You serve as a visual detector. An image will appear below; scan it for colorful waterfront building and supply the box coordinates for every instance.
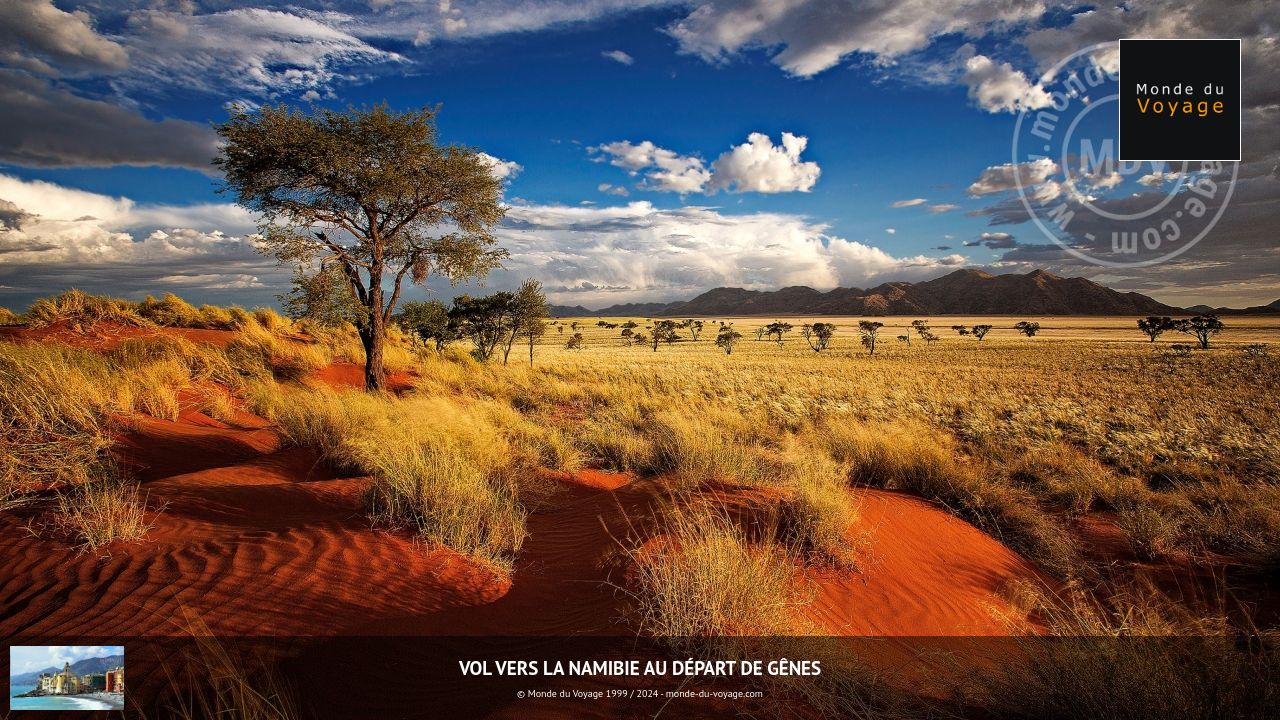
[105,666,125,694]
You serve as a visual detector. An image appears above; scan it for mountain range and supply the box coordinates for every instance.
[549,269,1245,317]
[10,654,124,686]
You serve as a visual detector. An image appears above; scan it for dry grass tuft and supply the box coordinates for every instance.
[26,289,150,330]
[50,473,155,553]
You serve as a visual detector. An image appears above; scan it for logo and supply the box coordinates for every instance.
[1011,42,1238,268]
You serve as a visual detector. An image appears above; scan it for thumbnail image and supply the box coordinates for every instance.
[9,646,124,711]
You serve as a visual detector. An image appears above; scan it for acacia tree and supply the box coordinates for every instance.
[515,281,549,366]
[217,104,507,391]
[911,319,930,341]
[397,299,454,350]
[1176,315,1224,349]
[764,321,793,346]
[1014,321,1041,337]
[650,320,679,351]
[858,320,883,355]
[972,324,993,341]
[688,320,704,341]
[1137,316,1174,342]
[449,293,515,361]
[716,325,743,355]
[800,322,836,352]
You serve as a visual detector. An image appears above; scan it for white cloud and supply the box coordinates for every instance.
[928,203,960,213]
[891,198,927,208]
[967,158,1059,196]
[594,132,820,195]
[601,49,634,65]
[477,152,523,181]
[0,0,128,75]
[118,7,403,98]
[666,0,1046,78]
[496,201,966,305]
[591,140,711,194]
[960,51,1053,114]
[597,183,629,196]
[885,228,896,234]
[709,132,820,193]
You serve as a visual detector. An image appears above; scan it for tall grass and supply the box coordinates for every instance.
[814,418,1079,577]
[966,580,1279,720]
[26,289,150,329]
[254,386,530,571]
[0,307,20,326]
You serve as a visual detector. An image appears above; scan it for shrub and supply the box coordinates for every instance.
[0,307,20,326]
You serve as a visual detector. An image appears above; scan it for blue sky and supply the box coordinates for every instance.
[9,645,123,676]
[0,1,1277,309]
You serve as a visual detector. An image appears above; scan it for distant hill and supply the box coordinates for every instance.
[1190,299,1280,316]
[11,654,124,686]
[552,270,1186,317]
[549,300,684,318]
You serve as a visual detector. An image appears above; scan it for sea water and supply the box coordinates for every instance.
[8,683,115,711]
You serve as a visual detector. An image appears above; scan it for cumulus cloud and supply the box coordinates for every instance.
[709,132,820,193]
[960,51,1053,113]
[591,140,711,194]
[593,132,819,194]
[967,158,1059,196]
[496,200,968,305]
[477,152,523,181]
[978,231,1017,248]
[666,0,1046,78]
[597,183,629,196]
[891,198,927,208]
[0,174,275,307]
[601,49,634,65]
[0,70,219,170]
[0,0,128,75]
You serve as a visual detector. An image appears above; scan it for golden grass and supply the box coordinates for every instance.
[253,385,531,571]
[964,579,1280,720]
[26,289,151,330]
[0,307,20,326]
[627,506,811,638]
[51,473,154,553]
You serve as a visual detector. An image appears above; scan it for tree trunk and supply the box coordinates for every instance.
[363,286,387,392]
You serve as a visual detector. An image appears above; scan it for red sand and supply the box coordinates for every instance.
[0,320,239,350]
[310,361,416,394]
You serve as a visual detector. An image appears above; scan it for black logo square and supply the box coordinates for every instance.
[1119,38,1240,161]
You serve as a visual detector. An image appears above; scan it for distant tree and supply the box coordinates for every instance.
[923,331,939,345]
[620,327,633,343]
[688,320,705,341]
[512,280,549,366]
[896,334,910,346]
[754,326,767,342]
[972,324,993,341]
[279,263,363,326]
[952,324,970,336]
[1137,316,1175,342]
[621,320,639,330]
[800,322,836,352]
[858,320,884,355]
[715,325,743,355]
[565,332,584,350]
[556,324,564,334]
[911,319,930,341]
[571,321,580,332]
[1242,343,1269,359]
[216,104,506,391]
[650,320,679,351]
[1175,314,1224,349]
[1014,321,1041,337]
[630,331,649,347]
[449,292,515,362]
[764,321,793,347]
[397,299,454,350]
